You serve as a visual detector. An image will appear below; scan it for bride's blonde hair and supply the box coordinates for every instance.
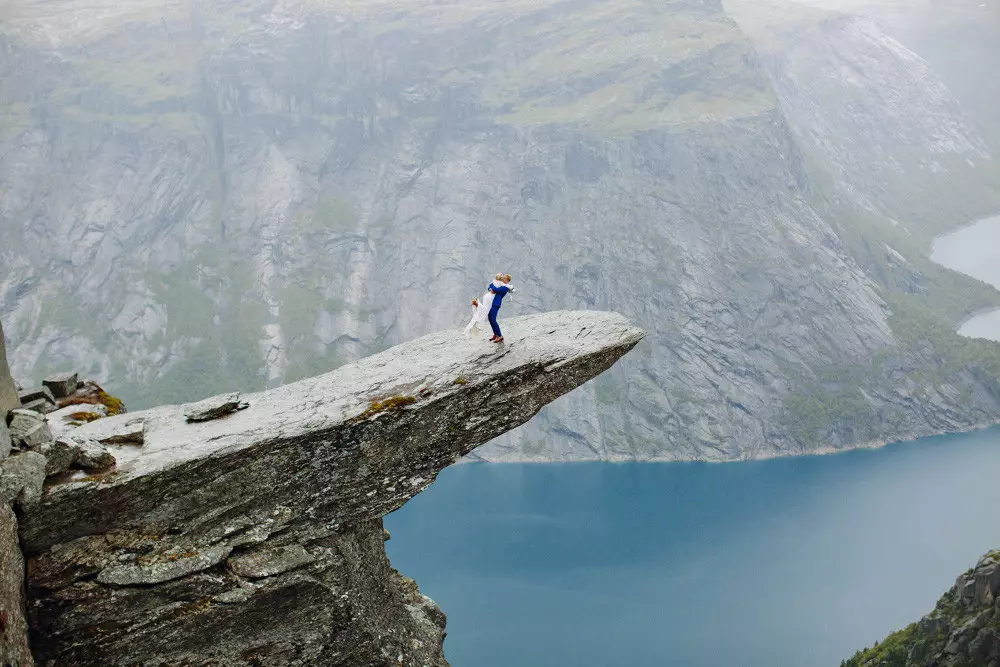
[495,273,504,281]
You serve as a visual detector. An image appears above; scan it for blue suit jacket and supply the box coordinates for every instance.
[489,284,510,309]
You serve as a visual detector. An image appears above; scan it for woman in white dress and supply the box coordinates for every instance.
[464,273,506,338]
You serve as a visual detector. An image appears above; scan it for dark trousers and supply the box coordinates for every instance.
[488,306,502,337]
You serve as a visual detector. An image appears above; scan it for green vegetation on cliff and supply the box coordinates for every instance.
[843,551,1000,667]
[842,624,920,667]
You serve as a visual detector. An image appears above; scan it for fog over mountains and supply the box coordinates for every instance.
[1,0,999,461]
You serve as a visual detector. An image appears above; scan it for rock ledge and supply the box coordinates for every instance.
[20,310,643,666]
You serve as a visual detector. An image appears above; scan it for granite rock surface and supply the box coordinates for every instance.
[20,311,643,665]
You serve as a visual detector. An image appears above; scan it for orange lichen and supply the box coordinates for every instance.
[75,469,118,484]
[97,391,125,416]
[351,395,417,422]
[68,411,104,423]
[56,381,126,416]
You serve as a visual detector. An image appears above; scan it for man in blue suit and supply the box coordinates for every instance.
[488,273,513,343]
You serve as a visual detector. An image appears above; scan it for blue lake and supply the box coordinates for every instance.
[385,428,1000,666]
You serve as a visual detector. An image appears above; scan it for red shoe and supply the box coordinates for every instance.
[493,336,504,343]
[489,335,498,342]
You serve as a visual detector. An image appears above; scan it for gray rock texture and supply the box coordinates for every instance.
[45,403,108,439]
[0,452,46,510]
[1,0,999,463]
[70,435,116,471]
[7,410,51,451]
[16,388,54,410]
[227,545,316,579]
[0,320,16,417]
[82,416,145,446]
[19,311,642,665]
[183,392,246,422]
[0,504,32,667]
[0,420,10,462]
[42,372,78,399]
[30,437,78,476]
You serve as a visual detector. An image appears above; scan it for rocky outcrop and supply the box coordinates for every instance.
[0,320,17,416]
[0,504,32,667]
[7,410,52,452]
[844,550,1000,667]
[41,372,78,400]
[1,318,33,667]
[16,311,642,665]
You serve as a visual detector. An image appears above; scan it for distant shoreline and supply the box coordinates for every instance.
[465,418,1000,465]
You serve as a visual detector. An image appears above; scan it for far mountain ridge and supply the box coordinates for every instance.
[1,0,1000,461]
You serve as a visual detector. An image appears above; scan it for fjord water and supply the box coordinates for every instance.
[386,428,1000,666]
[932,214,1000,341]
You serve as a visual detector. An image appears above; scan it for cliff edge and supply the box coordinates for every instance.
[844,549,1000,667]
[0,321,18,416]
[13,310,642,665]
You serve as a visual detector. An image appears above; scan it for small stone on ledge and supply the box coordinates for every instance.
[184,393,249,423]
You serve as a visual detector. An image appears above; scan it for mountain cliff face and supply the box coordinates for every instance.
[0,320,18,415]
[1,0,999,461]
[5,310,643,665]
[844,549,1000,667]
[787,0,1000,153]
[727,1,1000,234]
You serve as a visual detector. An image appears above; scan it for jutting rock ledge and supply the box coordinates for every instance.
[13,310,643,666]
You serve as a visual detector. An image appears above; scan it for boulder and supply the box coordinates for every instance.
[183,392,247,422]
[43,372,79,399]
[17,386,55,409]
[0,452,46,509]
[19,311,643,666]
[72,436,116,471]
[8,409,52,450]
[0,504,32,667]
[30,437,81,476]
[0,320,17,417]
[20,397,56,414]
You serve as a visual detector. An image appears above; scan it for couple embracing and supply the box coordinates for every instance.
[464,273,514,343]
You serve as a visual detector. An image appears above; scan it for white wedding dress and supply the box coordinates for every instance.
[464,280,507,338]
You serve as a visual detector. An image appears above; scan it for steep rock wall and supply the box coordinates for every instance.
[0,505,32,667]
[0,320,18,416]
